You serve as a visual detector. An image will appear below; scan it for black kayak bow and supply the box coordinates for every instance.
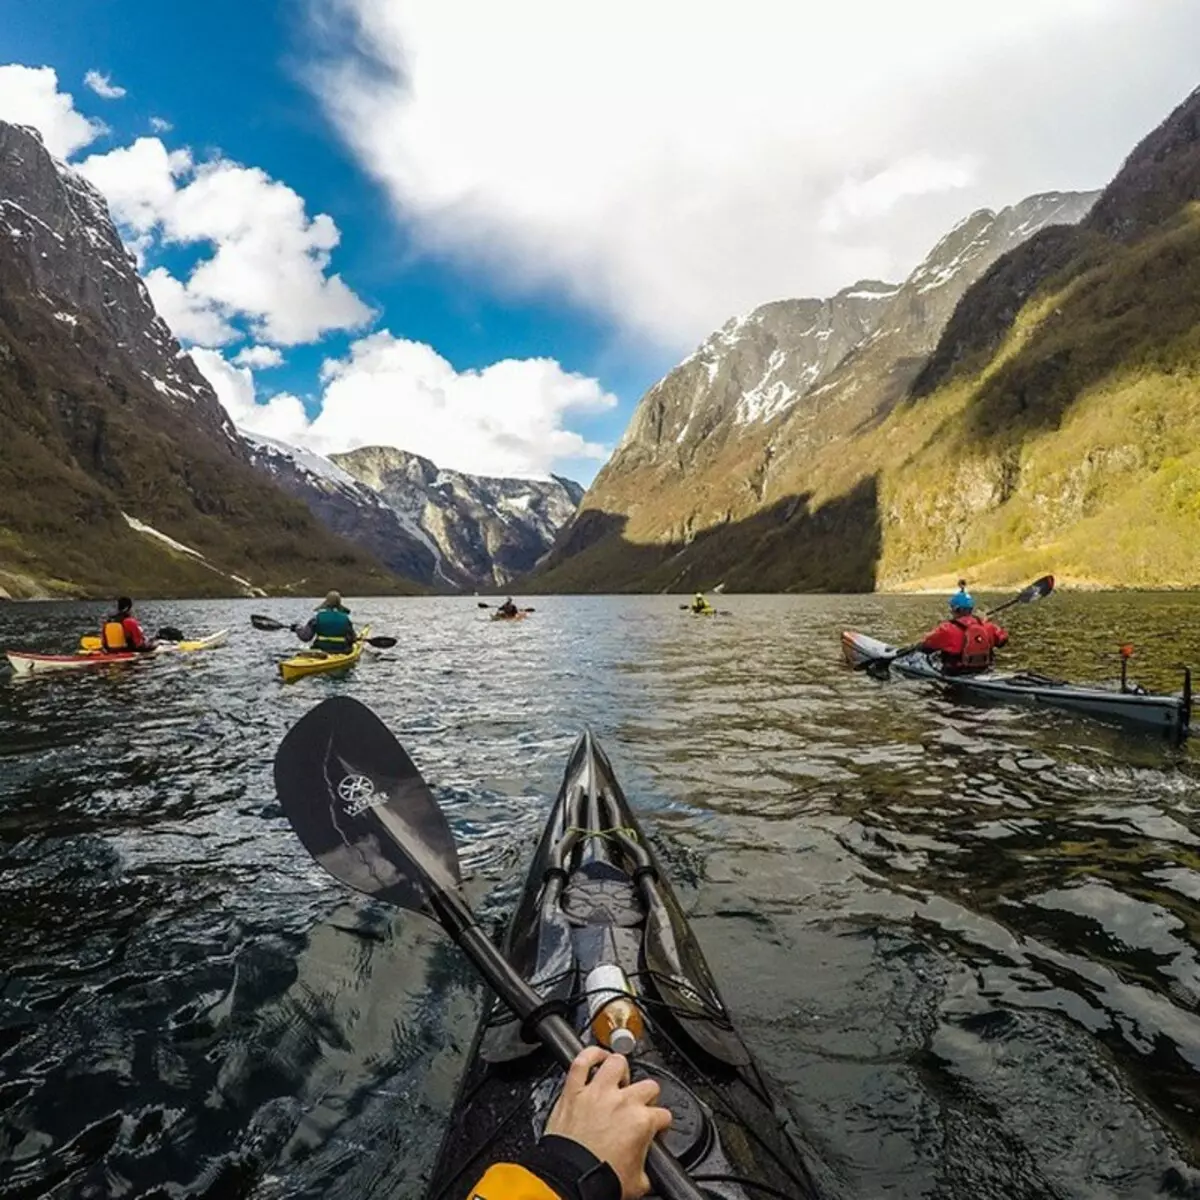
[273,697,705,1200]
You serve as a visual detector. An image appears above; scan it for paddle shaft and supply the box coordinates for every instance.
[427,887,705,1200]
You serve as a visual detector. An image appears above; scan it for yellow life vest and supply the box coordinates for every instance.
[101,620,129,651]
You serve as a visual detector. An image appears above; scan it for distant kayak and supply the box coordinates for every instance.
[688,606,717,617]
[489,610,528,622]
[5,629,229,676]
[842,630,1192,740]
[278,626,371,682]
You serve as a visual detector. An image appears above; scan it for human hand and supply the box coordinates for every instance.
[545,1046,672,1200]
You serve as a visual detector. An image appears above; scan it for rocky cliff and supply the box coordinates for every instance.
[333,445,584,589]
[0,120,407,599]
[537,87,1200,592]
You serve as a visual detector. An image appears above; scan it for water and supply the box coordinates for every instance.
[1,593,1198,1199]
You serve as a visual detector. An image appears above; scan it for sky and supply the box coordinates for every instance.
[1,1,1198,485]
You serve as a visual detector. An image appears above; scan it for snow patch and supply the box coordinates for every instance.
[122,514,208,560]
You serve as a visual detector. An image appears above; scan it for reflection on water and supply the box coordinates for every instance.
[1,593,1198,1198]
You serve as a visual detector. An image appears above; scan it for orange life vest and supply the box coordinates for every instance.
[954,618,993,671]
[101,620,129,652]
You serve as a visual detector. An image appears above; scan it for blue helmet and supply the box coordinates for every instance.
[949,590,974,613]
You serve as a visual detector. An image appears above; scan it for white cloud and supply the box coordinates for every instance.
[234,344,285,369]
[77,137,372,346]
[193,334,615,478]
[189,348,312,443]
[0,64,106,158]
[311,0,1200,347]
[144,267,238,344]
[149,116,173,133]
[83,70,126,100]
[820,155,978,234]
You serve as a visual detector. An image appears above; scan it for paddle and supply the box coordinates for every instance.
[273,697,705,1200]
[250,613,397,649]
[476,602,536,613]
[857,574,1056,675]
[155,626,184,642]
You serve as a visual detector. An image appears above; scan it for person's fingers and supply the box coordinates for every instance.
[623,1077,662,1105]
[594,1051,630,1088]
[647,1104,674,1135]
[564,1046,609,1094]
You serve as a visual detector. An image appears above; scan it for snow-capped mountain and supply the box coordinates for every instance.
[0,120,401,599]
[240,436,584,590]
[537,190,1099,591]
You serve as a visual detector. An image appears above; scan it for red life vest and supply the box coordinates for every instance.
[954,617,993,671]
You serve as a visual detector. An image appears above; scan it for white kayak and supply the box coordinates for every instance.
[5,629,229,676]
[842,630,1192,740]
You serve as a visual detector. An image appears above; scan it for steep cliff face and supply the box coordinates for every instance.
[543,87,1200,593]
[240,433,437,586]
[0,120,404,599]
[334,445,583,589]
[537,189,1098,591]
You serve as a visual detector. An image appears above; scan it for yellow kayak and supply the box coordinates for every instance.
[279,626,370,683]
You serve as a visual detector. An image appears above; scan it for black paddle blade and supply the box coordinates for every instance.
[155,626,184,642]
[477,601,491,609]
[1022,574,1055,602]
[365,636,397,649]
[274,696,462,911]
[252,613,286,631]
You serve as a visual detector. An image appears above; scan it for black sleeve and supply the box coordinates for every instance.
[518,1135,621,1200]
[295,619,315,642]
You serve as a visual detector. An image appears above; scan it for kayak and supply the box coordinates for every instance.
[425,732,821,1199]
[278,625,370,682]
[4,629,229,676]
[689,607,717,617]
[489,610,528,622]
[842,630,1192,740]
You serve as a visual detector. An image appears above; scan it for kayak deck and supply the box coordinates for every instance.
[5,629,229,676]
[843,630,1192,740]
[425,732,820,1199]
[278,625,369,682]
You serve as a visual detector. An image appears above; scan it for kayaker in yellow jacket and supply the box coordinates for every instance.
[689,592,710,614]
[469,1046,671,1199]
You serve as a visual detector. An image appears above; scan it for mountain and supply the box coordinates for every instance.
[534,190,1100,592]
[539,86,1200,592]
[0,120,406,599]
[333,446,584,589]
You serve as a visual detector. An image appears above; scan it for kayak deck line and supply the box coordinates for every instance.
[425,730,822,1199]
[842,630,1192,741]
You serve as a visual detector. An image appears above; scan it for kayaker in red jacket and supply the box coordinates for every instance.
[919,590,1007,675]
[101,596,152,653]
[469,1046,671,1199]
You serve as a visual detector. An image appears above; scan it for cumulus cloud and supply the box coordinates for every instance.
[0,64,106,158]
[189,347,312,443]
[193,334,616,478]
[311,0,1200,347]
[233,344,285,369]
[83,70,126,100]
[78,136,372,345]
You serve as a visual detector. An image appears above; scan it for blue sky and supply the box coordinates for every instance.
[3,1,1199,484]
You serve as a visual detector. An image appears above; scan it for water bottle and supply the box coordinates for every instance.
[584,963,644,1055]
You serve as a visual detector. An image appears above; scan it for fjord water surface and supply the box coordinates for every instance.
[1,593,1198,1199]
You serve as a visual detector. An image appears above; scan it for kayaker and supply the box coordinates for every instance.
[918,590,1008,675]
[468,1046,671,1200]
[498,597,519,618]
[295,591,356,653]
[100,596,152,653]
[690,592,710,614]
